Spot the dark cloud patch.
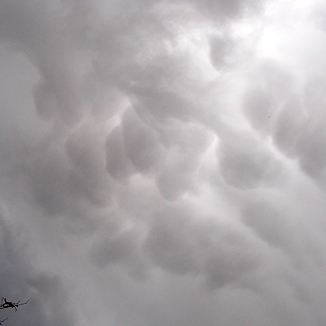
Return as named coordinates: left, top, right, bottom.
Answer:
left=273, top=97, right=306, bottom=157
left=65, top=121, right=112, bottom=206
left=105, top=126, right=136, bottom=184
left=191, top=0, right=263, bottom=21
left=0, top=207, right=31, bottom=292
left=155, top=120, right=212, bottom=200
left=85, top=81, right=127, bottom=120
left=0, top=1, right=84, bottom=124
left=18, top=122, right=112, bottom=225
left=242, top=202, right=289, bottom=248
left=144, top=207, right=201, bottom=275
left=209, top=35, right=233, bottom=69
left=25, top=274, right=75, bottom=326
left=272, top=78, right=326, bottom=184
left=296, top=124, right=326, bottom=179
left=294, top=79, right=326, bottom=179
left=24, top=144, right=71, bottom=216
left=243, top=87, right=275, bottom=132
left=156, top=167, right=194, bottom=201
left=34, top=74, right=82, bottom=124
left=132, top=88, right=196, bottom=123
left=90, top=229, right=140, bottom=269
left=218, top=132, right=280, bottom=189
left=199, top=221, right=262, bottom=289
left=144, top=205, right=262, bottom=288
left=122, top=109, right=164, bottom=174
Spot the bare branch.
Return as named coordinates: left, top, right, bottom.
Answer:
left=0, top=297, right=29, bottom=325
left=0, top=297, right=30, bottom=311
left=0, top=318, right=8, bottom=325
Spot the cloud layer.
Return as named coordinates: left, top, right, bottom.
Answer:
left=1, top=0, right=326, bottom=325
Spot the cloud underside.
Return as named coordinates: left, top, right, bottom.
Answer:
left=1, top=0, right=326, bottom=325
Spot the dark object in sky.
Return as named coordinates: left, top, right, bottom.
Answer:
left=0, top=297, right=29, bottom=311
left=0, top=297, right=29, bottom=325
left=0, top=318, right=7, bottom=325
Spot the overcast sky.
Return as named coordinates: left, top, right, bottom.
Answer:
left=2, top=0, right=326, bottom=325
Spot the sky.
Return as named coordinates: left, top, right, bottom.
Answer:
left=2, top=0, right=326, bottom=325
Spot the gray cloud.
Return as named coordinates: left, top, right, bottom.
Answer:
left=2, top=0, right=326, bottom=325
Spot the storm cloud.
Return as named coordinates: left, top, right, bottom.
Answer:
left=1, top=0, right=326, bottom=325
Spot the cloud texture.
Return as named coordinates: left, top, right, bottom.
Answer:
left=1, top=0, right=326, bottom=325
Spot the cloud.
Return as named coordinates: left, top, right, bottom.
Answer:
left=2, top=0, right=326, bottom=325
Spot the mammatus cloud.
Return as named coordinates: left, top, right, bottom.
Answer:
left=1, top=0, right=326, bottom=325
